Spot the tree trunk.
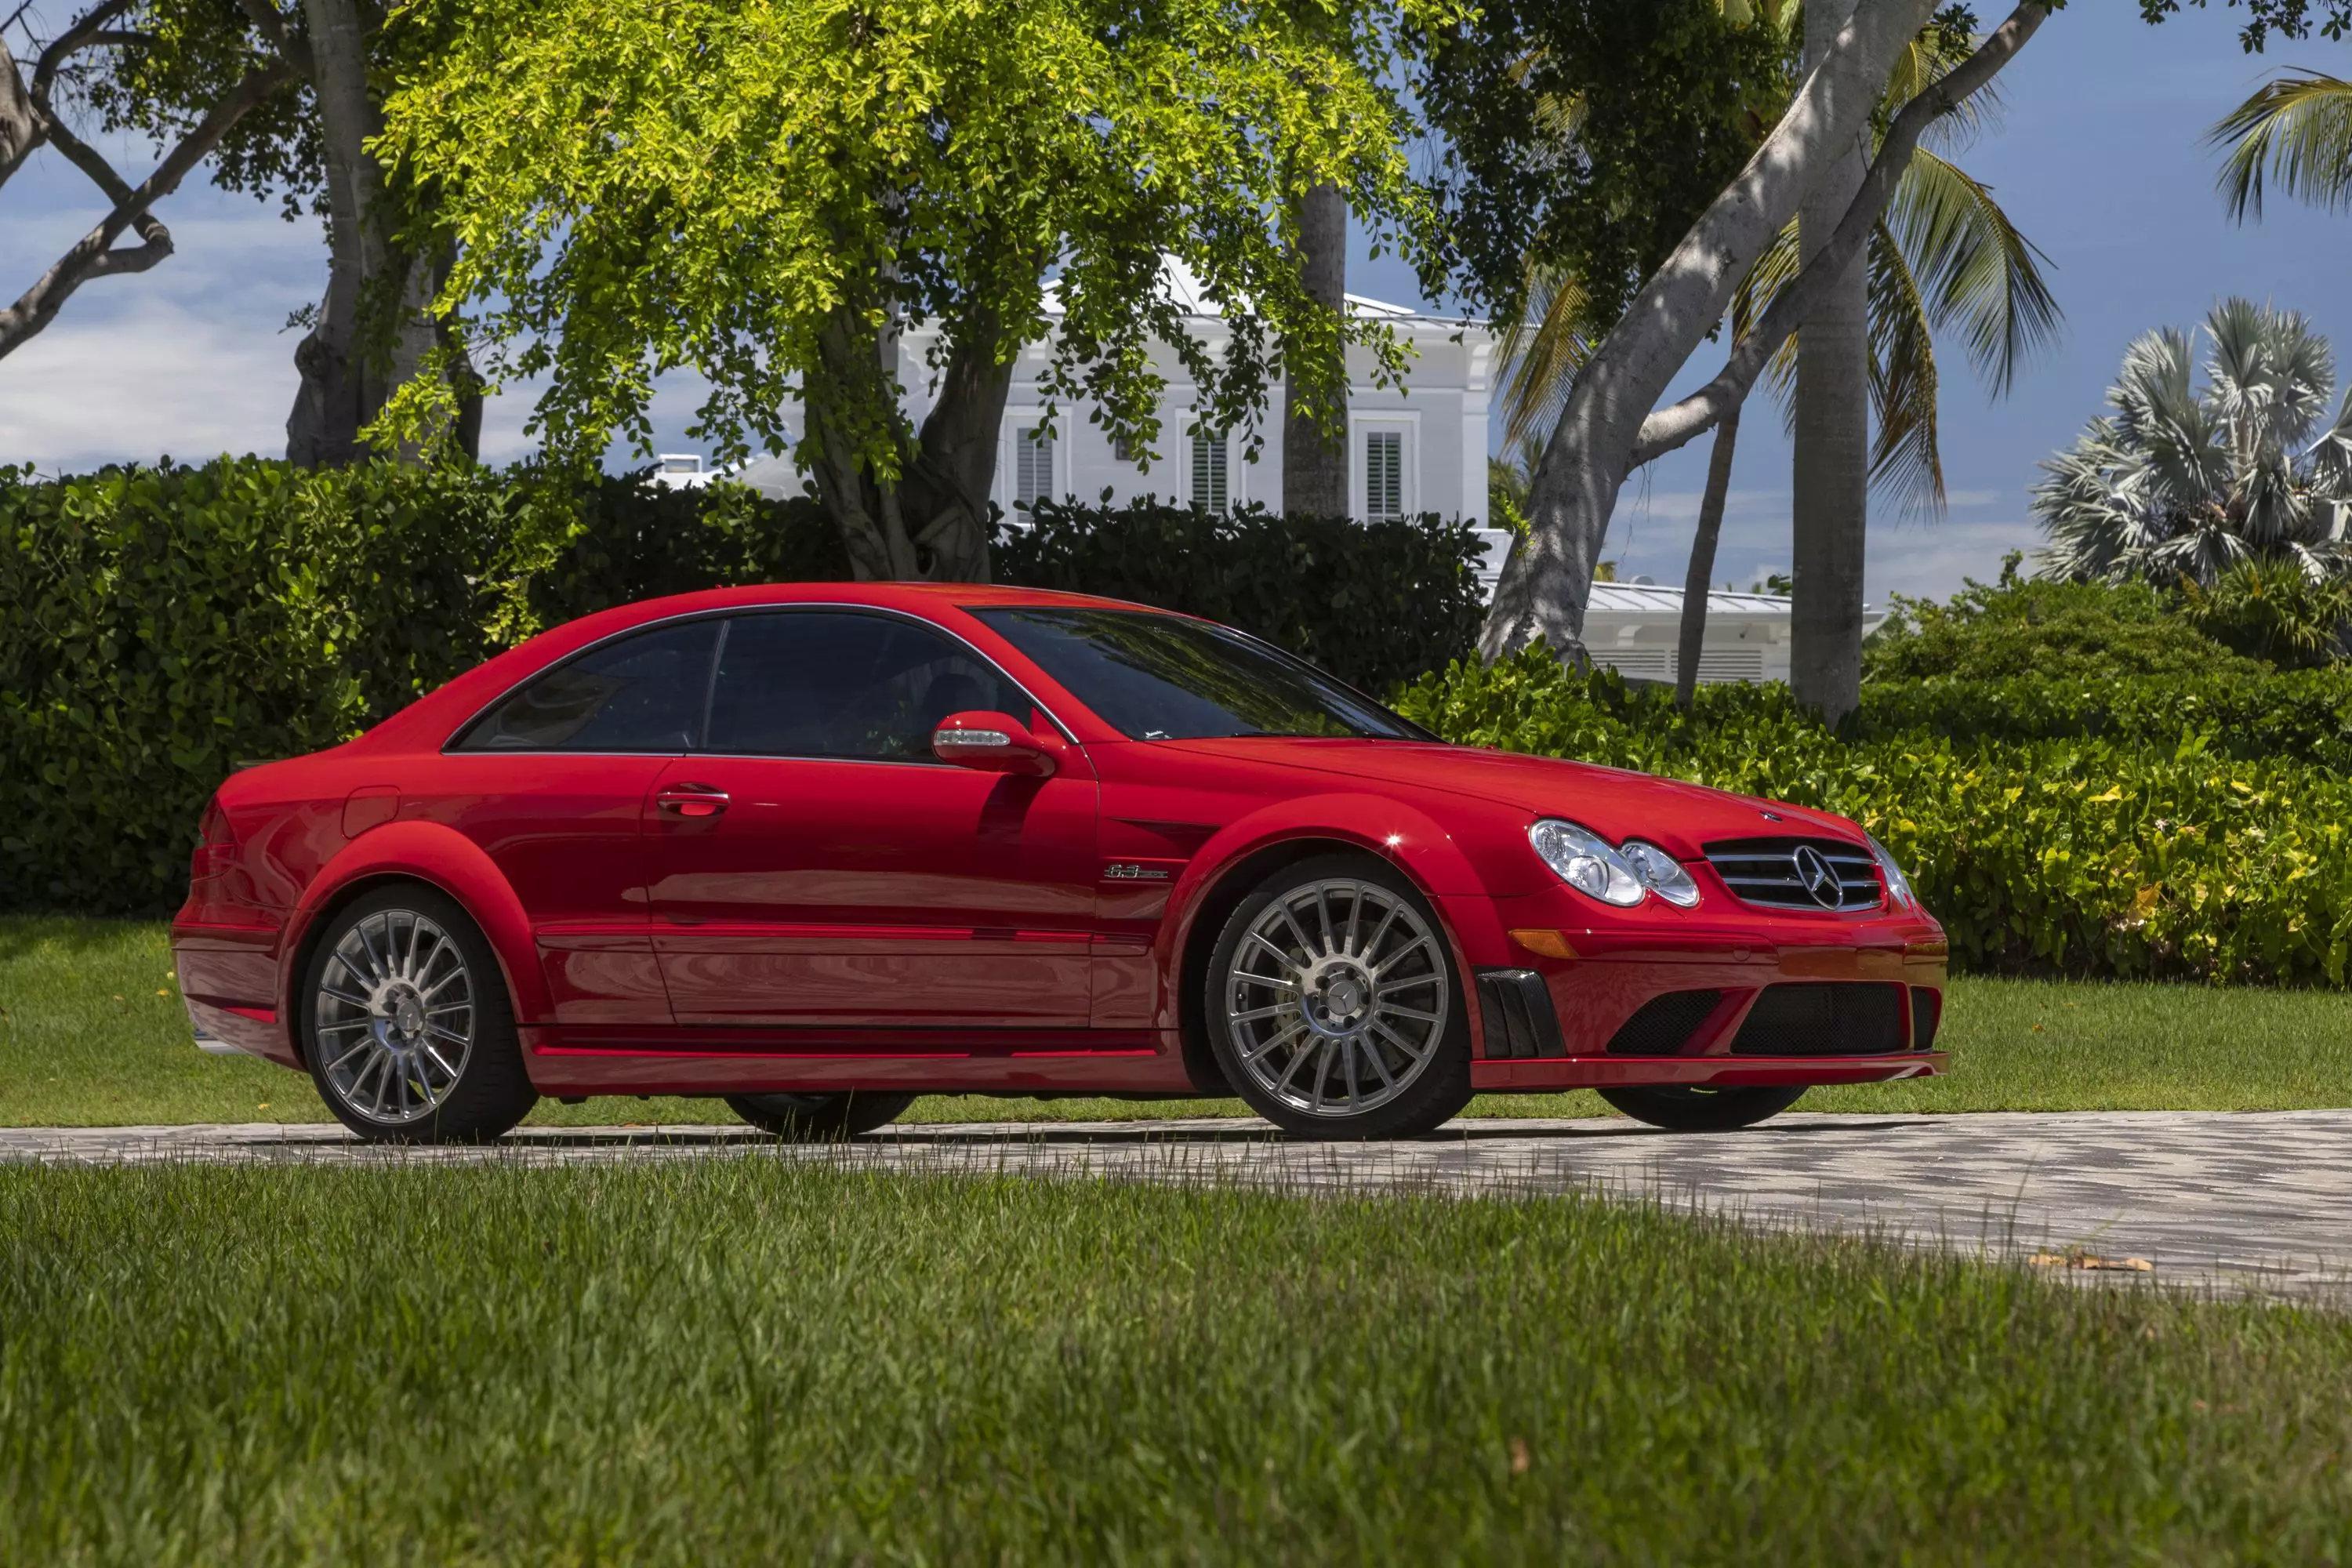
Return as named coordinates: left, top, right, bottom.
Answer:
left=1675, top=407, right=1741, bottom=710
left=1283, top=180, right=1349, bottom=519
left=1790, top=0, right=1872, bottom=724
left=804, top=304, right=1003, bottom=582
left=1480, top=0, right=1945, bottom=666
left=285, top=0, right=468, bottom=466
left=1479, top=0, right=2048, bottom=669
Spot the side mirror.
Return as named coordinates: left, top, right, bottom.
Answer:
left=932, top=710, right=1058, bottom=776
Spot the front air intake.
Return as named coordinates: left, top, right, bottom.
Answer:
left=1605, top=989, right=1723, bottom=1056
left=1729, top=982, right=1907, bottom=1056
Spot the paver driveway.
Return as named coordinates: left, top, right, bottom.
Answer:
left=5, top=1110, right=2350, bottom=1299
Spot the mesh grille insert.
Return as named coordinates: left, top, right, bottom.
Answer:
left=1910, top=985, right=1941, bottom=1052
left=1730, top=982, right=1907, bottom=1056
left=1703, top=837, right=1883, bottom=913
left=1606, top=989, right=1723, bottom=1056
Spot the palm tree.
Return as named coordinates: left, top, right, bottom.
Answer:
left=2033, top=298, right=2352, bottom=587
left=2211, top=70, right=2352, bottom=220
left=1494, top=11, right=2059, bottom=707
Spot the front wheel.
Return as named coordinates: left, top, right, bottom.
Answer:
left=1598, top=1083, right=1805, bottom=1133
left=1204, top=853, right=1473, bottom=1138
left=724, top=1091, right=915, bottom=1140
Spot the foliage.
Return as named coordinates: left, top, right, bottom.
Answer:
left=376, top=0, right=1435, bottom=493
left=1410, top=0, right=1795, bottom=334
left=2176, top=557, right=2352, bottom=666
left=2034, top=297, right=2352, bottom=586
left=0, top=459, right=1479, bottom=913
left=996, top=499, right=1487, bottom=697
left=2211, top=68, right=2352, bottom=219
left=1862, top=554, right=2263, bottom=681
left=1398, top=646, right=2352, bottom=986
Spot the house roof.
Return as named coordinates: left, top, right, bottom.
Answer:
left=1586, top=583, right=1794, bottom=618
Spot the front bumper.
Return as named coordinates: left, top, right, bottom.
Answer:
left=1463, top=891, right=1948, bottom=1092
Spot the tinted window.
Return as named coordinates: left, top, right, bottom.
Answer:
left=456, top=620, right=717, bottom=753
left=969, top=607, right=1428, bottom=742
left=705, top=612, right=1033, bottom=760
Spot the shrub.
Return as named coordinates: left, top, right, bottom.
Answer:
left=1862, top=555, right=2260, bottom=682
left=1397, top=648, right=2352, bottom=987
left=997, top=499, right=1486, bottom=695
left=2, top=462, right=1481, bottom=913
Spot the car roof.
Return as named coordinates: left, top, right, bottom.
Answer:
left=353, top=580, right=1191, bottom=754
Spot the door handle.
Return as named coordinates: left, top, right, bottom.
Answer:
left=655, top=785, right=730, bottom=818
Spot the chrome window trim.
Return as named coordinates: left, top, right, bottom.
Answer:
left=441, top=601, right=1080, bottom=760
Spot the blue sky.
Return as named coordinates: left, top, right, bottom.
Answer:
left=2, top=2, right=2348, bottom=606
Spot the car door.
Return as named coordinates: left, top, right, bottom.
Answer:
left=644, top=608, right=1101, bottom=1030
left=431, top=616, right=720, bottom=1025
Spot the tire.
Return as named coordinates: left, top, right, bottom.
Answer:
left=1203, top=852, right=1473, bottom=1138
left=724, top=1091, right=916, bottom=1140
left=1598, top=1083, right=1806, bottom=1133
left=299, top=884, right=539, bottom=1145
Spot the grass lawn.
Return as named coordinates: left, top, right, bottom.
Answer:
left=5, top=1158, right=2352, bottom=1561
left=3, top=914, right=2347, bottom=1127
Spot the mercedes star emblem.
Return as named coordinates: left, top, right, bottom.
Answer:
left=1791, top=844, right=1842, bottom=908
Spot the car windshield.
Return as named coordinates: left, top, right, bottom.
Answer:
left=968, top=606, right=1432, bottom=742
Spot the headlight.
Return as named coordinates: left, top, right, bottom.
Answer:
left=1867, top=833, right=1917, bottom=910
left=1619, top=839, right=1701, bottom=908
left=1529, top=819, right=1645, bottom=907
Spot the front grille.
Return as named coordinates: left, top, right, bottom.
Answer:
left=1606, top=989, right=1722, bottom=1056
left=1910, top=985, right=1941, bottom=1052
left=1730, top=982, right=1907, bottom=1056
left=1704, top=837, right=1883, bottom=913
left=1475, top=970, right=1567, bottom=1058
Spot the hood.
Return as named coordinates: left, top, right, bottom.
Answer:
left=1164, top=738, right=1863, bottom=858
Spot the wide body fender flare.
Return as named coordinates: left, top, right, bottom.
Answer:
left=1156, top=793, right=1510, bottom=1034
left=275, top=822, right=547, bottom=1036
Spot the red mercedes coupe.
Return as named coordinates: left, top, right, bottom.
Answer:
left=170, top=583, right=1947, bottom=1142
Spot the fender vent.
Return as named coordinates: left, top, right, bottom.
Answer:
left=1605, top=989, right=1723, bottom=1056
left=1730, top=982, right=1907, bottom=1056
left=1475, top=970, right=1566, bottom=1059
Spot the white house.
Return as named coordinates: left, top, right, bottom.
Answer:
left=725, top=267, right=1494, bottom=526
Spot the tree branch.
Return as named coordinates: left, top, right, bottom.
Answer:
left=232, top=0, right=314, bottom=79
left=0, top=55, right=296, bottom=358
left=1630, top=0, right=2051, bottom=467
left=28, top=0, right=134, bottom=105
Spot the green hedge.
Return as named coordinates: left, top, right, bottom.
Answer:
left=2, top=459, right=1482, bottom=913
left=1397, top=649, right=2352, bottom=987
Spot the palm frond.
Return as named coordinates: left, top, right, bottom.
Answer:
left=2209, top=70, right=2352, bottom=221
left=1730, top=216, right=1801, bottom=423
left=1883, top=149, right=2060, bottom=394
left=1883, top=23, right=2002, bottom=153
left=1867, top=220, right=1944, bottom=517
left=1495, top=263, right=1599, bottom=451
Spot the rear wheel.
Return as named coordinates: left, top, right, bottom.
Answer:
left=724, top=1091, right=915, bottom=1140
left=1598, top=1083, right=1805, bottom=1133
left=1204, top=853, right=1472, bottom=1138
left=300, top=884, right=538, bottom=1145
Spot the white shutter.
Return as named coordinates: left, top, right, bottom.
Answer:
left=1190, top=428, right=1228, bottom=513
left=1365, top=430, right=1403, bottom=521
left=1014, top=426, right=1054, bottom=513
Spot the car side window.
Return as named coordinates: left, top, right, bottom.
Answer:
left=704, top=612, right=1031, bottom=761
left=454, top=619, right=719, bottom=753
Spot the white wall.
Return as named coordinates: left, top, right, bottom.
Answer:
left=898, top=305, right=1494, bottom=525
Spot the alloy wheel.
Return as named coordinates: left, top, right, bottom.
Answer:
left=1221, top=877, right=1450, bottom=1119
left=312, top=907, right=477, bottom=1124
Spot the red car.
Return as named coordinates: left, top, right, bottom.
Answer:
left=170, top=583, right=1948, bottom=1143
